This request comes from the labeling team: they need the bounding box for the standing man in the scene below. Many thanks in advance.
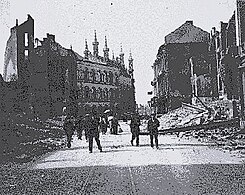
[147,113,160,149]
[130,113,141,146]
[111,115,119,134]
[83,114,90,141]
[63,116,75,148]
[75,115,83,140]
[99,116,108,134]
[87,112,103,153]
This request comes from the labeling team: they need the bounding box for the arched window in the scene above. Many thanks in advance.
[84,68,89,82]
[104,88,108,101]
[84,86,90,100]
[100,72,104,83]
[101,88,105,100]
[109,71,113,84]
[91,87,96,100]
[90,69,95,82]
[81,69,85,80]
[98,87,102,100]
[108,88,113,100]
[104,71,108,83]
[96,70,100,82]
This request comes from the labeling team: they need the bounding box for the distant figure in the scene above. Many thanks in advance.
[75,116,83,140]
[83,114,90,141]
[130,114,141,146]
[63,116,75,148]
[100,117,107,134]
[87,113,103,153]
[147,114,160,149]
[76,115,88,140]
[111,115,119,134]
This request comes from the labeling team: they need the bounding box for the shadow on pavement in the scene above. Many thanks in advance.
[102,149,134,153]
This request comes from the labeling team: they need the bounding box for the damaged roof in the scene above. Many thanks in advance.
[165,21,210,44]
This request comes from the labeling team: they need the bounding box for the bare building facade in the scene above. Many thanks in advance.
[3,14,34,83]
[152,21,212,112]
[210,12,239,100]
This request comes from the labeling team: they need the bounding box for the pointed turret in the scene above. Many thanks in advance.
[119,44,124,65]
[103,36,109,61]
[112,50,115,61]
[84,39,89,59]
[92,30,99,57]
[128,50,134,78]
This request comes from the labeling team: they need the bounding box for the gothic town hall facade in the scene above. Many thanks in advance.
[76,31,136,116]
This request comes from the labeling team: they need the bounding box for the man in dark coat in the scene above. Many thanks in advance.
[111,115,119,134]
[75,116,83,140]
[147,114,160,149]
[130,114,141,146]
[76,115,89,141]
[99,117,107,134]
[63,116,75,148]
[86,113,103,153]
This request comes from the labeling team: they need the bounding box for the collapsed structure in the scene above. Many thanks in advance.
[2,15,136,119]
[151,0,245,126]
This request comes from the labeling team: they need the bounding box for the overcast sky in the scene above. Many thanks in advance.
[0,0,236,104]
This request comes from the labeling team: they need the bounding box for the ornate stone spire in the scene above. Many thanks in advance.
[92,30,99,57]
[84,39,89,59]
[119,44,124,65]
[128,50,134,78]
[103,36,109,61]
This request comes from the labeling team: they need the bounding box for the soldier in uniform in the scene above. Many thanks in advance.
[63,116,75,148]
[130,113,141,146]
[100,117,108,134]
[87,112,103,153]
[75,115,83,140]
[111,115,119,134]
[147,113,160,149]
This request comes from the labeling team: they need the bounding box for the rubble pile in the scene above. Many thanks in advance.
[158,105,204,130]
[182,126,245,151]
[139,105,205,132]
[143,99,245,151]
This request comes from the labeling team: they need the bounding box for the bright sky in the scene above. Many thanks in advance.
[0,0,236,104]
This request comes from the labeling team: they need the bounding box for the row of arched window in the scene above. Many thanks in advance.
[77,68,119,85]
[79,86,119,102]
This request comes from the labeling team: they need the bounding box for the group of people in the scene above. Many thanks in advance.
[63,113,103,153]
[129,113,160,149]
[63,112,121,153]
[63,112,161,153]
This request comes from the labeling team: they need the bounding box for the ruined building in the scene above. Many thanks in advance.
[3,14,34,83]
[32,34,78,117]
[2,15,136,118]
[237,0,245,120]
[209,12,240,100]
[2,15,35,114]
[152,21,213,112]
